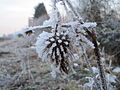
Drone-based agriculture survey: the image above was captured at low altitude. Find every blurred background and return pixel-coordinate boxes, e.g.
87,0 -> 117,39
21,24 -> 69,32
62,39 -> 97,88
0,0 -> 120,89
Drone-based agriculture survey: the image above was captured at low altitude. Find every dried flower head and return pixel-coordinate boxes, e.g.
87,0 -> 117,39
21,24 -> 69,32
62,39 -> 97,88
44,32 -> 74,74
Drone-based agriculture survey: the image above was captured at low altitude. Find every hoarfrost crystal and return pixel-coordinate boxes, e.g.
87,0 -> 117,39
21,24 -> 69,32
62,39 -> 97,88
58,40 -> 62,43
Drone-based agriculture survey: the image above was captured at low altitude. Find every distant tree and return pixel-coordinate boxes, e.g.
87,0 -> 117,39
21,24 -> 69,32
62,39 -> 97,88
74,0 -> 120,30
34,3 -> 48,18
80,0 -> 109,25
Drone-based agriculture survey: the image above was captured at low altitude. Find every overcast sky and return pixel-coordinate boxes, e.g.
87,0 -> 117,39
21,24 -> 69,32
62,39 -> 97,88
0,0 -> 46,34
0,0 -> 119,34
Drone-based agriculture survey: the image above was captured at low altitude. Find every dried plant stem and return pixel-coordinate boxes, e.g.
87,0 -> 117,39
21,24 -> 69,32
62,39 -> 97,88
80,43 -> 101,90
84,28 -> 108,90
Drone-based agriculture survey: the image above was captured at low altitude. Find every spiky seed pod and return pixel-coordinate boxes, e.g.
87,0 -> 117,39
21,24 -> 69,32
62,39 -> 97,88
44,32 -> 73,74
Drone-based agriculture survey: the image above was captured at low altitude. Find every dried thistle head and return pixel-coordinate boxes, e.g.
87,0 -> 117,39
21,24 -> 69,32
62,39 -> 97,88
44,32 -> 74,74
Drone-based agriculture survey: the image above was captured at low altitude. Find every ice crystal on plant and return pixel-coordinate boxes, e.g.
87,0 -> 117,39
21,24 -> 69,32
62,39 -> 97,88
36,31 -> 75,74
36,31 -> 54,62
58,39 -> 62,43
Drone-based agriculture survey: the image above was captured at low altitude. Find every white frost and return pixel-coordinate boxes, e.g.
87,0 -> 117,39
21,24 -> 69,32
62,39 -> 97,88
62,36 -> 66,39
106,73 -> 116,83
101,57 -> 106,62
56,33 -> 60,36
60,45 -> 64,52
64,41 -> 69,45
113,67 -> 120,73
36,31 -> 53,61
58,39 -> 62,43
50,63 -> 60,78
45,41 -> 51,45
84,77 -> 94,87
73,63 -> 79,67
91,67 -> 99,74
52,43 -> 57,48
82,22 -> 97,28
73,54 -> 79,60
50,38 -> 55,42
57,48 -> 59,55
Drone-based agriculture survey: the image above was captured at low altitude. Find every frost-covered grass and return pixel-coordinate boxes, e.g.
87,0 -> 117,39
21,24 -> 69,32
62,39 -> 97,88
113,67 -> 120,73
0,34 -> 119,90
